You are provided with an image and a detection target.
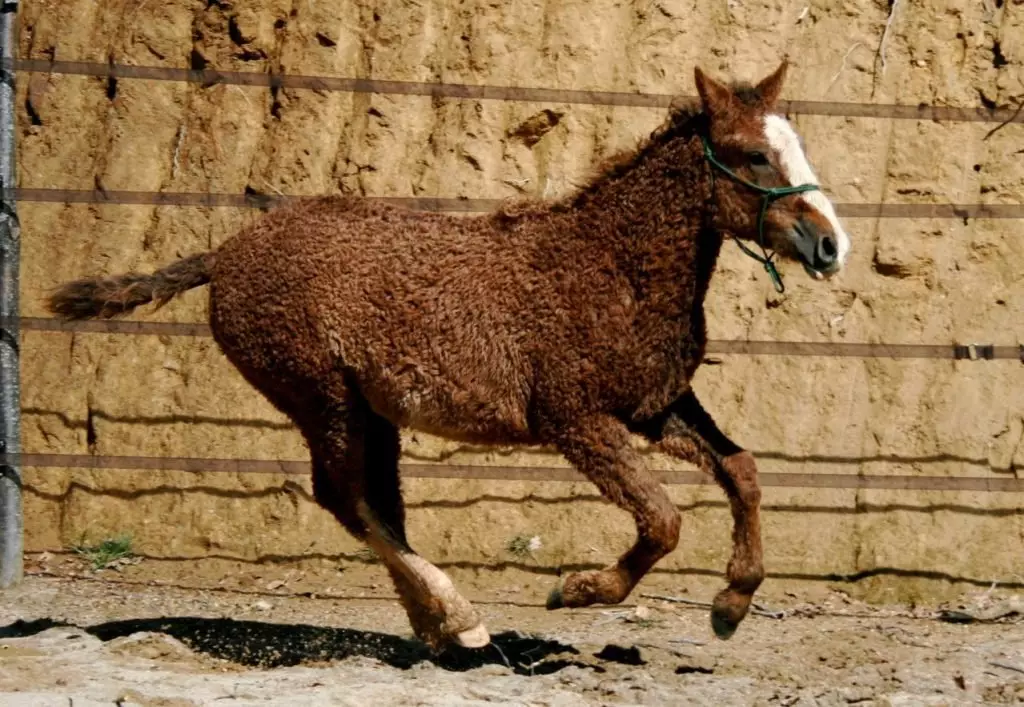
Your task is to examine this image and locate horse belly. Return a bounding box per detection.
[357,335,534,446]
[395,385,533,446]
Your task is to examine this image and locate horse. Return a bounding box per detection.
[47,59,851,651]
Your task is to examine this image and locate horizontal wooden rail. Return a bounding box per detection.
[10,317,1021,362]
[7,58,1024,124]
[9,187,1024,220]
[6,453,1022,492]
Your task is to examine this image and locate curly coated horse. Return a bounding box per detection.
[47,59,851,651]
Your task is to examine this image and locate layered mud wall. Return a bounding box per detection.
[12,0,1024,603]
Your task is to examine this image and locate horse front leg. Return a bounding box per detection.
[634,390,765,639]
[546,413,681,609]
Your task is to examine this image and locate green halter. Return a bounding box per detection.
[700,135,820,294]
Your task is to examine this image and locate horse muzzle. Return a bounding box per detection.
[792,216,843,280]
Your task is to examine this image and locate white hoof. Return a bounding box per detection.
[454,623,491,649]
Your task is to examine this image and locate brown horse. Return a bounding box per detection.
[47,59,851,651]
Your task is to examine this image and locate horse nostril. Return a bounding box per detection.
[819,235,837,260]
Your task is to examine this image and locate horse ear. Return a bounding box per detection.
[694,66,735,117]
[755,57,789,108]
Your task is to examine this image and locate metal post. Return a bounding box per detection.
[0,0,21,589]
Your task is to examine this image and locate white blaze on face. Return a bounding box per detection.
[762,114,851,268]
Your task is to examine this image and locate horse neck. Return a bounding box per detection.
[565,131,724,318]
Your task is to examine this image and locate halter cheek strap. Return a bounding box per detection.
[700,135,820,294]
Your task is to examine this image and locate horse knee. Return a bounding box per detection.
[732,563,765,593]
[738,481,761,508]
[646,503,681,556]
[723,451,761,507]
[727,550,765,590]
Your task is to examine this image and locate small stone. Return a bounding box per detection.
[251,600,272,611]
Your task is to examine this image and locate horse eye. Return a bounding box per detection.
[748,151,769,167]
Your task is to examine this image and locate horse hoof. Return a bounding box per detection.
[454,623,491,649]
[710,610,738,640]
[546,581,565,610]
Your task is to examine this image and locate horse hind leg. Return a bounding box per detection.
[359,407,489,649]
[304,388,489,651]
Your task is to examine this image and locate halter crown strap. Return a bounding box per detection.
[700,135,819,294]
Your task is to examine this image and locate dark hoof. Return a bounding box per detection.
[710,609,738,640]
[546,581,565,610]
[711,589,750,640]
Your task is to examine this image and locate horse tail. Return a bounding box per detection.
[47,251,217,321]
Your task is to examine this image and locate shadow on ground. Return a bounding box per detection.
[1,617,616,675]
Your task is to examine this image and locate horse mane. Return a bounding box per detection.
[561,102,708,211]
[493,78,761,221]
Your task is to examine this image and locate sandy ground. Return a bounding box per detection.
[2,565,1023,706]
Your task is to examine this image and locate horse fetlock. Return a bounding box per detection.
[430,587,488,648]
[726,557,765,593]
[546,569,631,610]
[404,593,489,651]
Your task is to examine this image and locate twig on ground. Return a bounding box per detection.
[989,660,1024,675]
[752,603,787,619]
[641,593,710,609]
[594,609,632,627]
[640,593,785,619]
[490,642,512,670]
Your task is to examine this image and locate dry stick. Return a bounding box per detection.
[642,593,709,609]
[490,642,512,670]
[989,661,1024,675]
[641,593,785,619]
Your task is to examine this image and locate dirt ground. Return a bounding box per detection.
[2,558,1023,707]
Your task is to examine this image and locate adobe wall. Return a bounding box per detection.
[13,0,1024,603]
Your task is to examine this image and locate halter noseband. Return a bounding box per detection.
[700,135,820,294]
